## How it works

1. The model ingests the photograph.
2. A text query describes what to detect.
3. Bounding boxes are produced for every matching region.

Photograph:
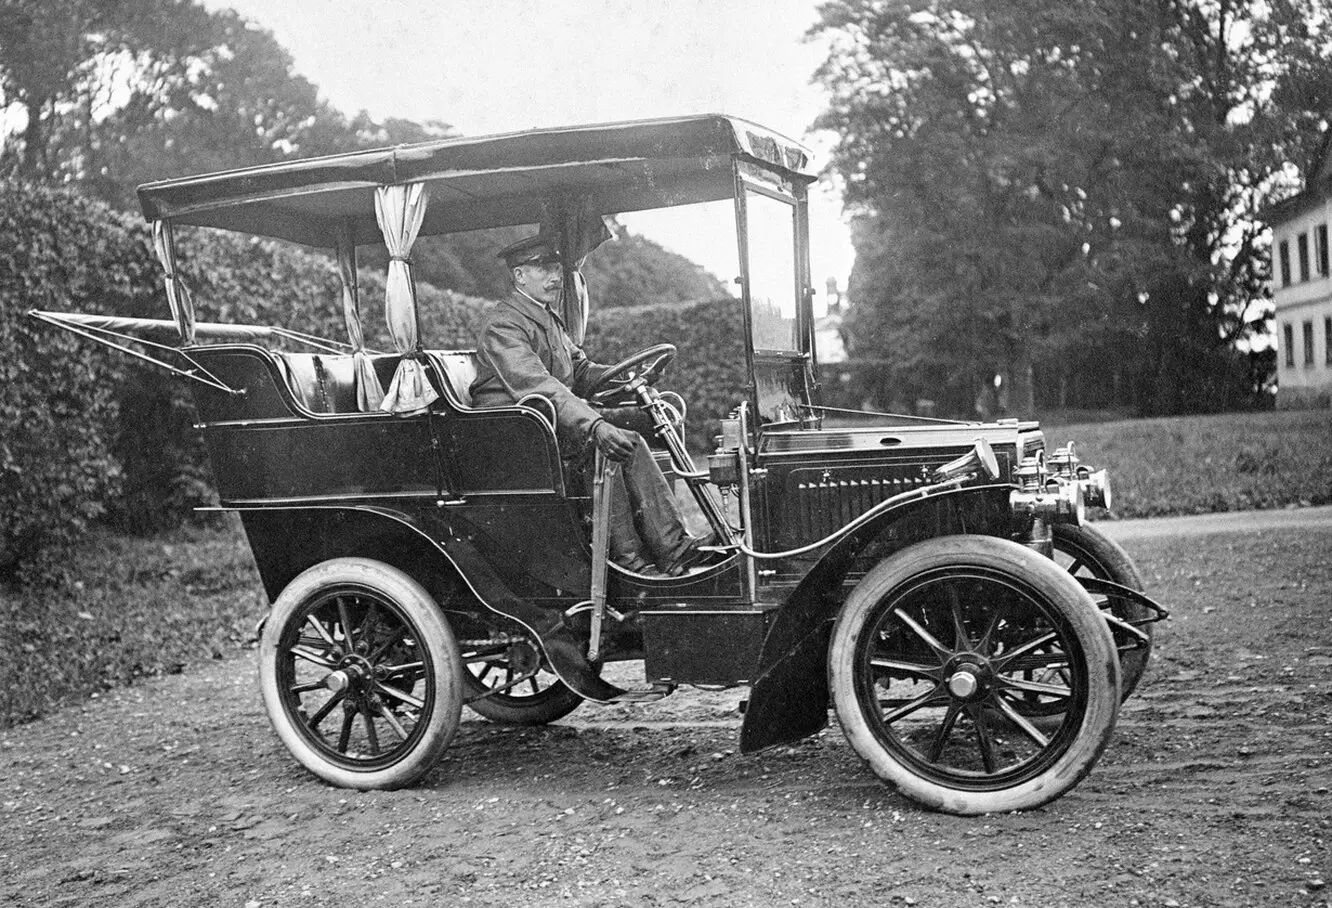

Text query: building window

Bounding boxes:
[1284,323,1295,366]
[1304,320,1315,366]
[1298,233,1311,282]
[1318,224,1330,276]
[1279,240,1292,286]
[1326,316,1332,366]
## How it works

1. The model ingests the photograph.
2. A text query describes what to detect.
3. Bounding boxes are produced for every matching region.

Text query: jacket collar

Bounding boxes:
[503,289,567,331]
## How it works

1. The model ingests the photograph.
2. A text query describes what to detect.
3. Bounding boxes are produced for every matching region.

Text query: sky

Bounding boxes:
[200,0,856,301]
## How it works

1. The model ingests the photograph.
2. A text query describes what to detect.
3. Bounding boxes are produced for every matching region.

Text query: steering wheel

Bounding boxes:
[588,343,676,405]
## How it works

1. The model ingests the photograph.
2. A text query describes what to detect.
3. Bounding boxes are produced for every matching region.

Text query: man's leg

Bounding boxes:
[606,466,653,568]
[619,435,692,567]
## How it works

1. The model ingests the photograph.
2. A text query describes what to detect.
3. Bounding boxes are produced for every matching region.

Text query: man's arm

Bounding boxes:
[478,319,603,441]
[568,343,610,399]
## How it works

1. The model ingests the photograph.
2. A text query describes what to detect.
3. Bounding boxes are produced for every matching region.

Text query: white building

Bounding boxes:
[1267,155,1332,408]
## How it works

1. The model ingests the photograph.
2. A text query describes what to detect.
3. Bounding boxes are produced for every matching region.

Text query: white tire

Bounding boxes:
[829,535,1120,815]
[258,558,462,790]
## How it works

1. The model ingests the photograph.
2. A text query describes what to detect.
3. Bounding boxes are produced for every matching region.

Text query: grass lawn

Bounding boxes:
[1049,409,1332,517]
[0,517,265,728]
[2,407,1329,729]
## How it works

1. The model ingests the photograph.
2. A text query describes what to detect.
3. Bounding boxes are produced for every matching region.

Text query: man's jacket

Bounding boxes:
[469,290,609,444]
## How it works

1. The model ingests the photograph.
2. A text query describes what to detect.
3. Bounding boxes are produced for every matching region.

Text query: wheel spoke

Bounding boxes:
[970,705,997,774]
[1002,651,1071,673]
[337,707,354,752]
[290,644,337,669]
[991,694,1052,748]
[869,656,939,680]
[926,701,964,763]
[376,681,424,711]
[380,660,425,682]
[362,707,381,754]
[892,608,952,660]
[289,679,327,695]
[359,603,380,641]
[991,629,1060,669]
[947,582,971,649]
[338,598,356,648]
[998,676,1072,700]
[304,615,338,648]
[306,689,346,730]
[378,705,410,742]
[1065,557,1087,576]
[367,625,407,662]
[881,683,950,724]
[975,612,1002,654]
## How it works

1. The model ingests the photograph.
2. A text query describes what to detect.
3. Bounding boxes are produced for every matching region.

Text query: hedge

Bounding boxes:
[0,180,152,581]
[584,297,747,446]
[1,177,747,580]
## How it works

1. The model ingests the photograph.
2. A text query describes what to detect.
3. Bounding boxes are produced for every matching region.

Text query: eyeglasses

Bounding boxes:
[519,252,562,267]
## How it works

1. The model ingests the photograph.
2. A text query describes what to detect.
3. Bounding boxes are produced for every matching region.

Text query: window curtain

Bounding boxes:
[374,183,438,414]
[151,220,196,345]
[335,222,385,411]
[542,196,614,346]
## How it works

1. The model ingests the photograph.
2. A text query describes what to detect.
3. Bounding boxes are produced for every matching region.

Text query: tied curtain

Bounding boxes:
[375,182,439,414]
[151,221,196,345]
[542,196,614,345]
[335,223,385,411]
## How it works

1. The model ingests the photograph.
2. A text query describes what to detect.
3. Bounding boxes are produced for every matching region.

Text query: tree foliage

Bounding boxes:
[0,0,721,307]
[814,0,1332,417]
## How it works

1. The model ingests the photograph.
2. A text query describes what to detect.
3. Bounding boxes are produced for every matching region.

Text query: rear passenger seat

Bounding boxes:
[277,352,399,414]
[425,350,479,407]
[277,350,481,414]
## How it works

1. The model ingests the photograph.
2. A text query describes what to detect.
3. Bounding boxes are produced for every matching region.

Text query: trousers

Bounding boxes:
[603,435,691,567]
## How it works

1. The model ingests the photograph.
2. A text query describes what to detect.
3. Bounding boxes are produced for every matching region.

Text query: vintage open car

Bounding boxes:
[33,114,1165,815]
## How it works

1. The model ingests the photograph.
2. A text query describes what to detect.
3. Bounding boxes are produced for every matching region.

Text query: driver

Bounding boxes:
[469,233,709,576]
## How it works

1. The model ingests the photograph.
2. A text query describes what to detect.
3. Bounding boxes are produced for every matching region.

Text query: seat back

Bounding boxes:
[276,353,361,414]
[426,350,480,407]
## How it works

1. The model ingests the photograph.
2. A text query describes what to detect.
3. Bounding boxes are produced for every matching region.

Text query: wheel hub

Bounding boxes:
[944,655,992,701]
[506,640,541,676]
[326,655,373,692]
[947,670,979,698]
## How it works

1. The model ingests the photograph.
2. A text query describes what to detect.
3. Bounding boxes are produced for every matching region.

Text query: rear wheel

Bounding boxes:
[828,535,1119,815]
[459,630,585,725]
[1053,524,1153,699]
[259,558,463,790]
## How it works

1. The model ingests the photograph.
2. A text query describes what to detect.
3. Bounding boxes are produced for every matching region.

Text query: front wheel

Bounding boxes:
[1053,523,1153,700]
[259,558,463,790]
[828,535,1120,815]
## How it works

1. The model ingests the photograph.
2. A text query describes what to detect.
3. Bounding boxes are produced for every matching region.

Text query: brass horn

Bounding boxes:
[931,438,1000,483]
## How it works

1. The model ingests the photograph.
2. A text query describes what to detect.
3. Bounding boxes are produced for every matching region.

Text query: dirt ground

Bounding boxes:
[2,512,1330,908]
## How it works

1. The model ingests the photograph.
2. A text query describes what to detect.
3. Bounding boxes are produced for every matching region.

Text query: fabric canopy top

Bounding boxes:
[136,114,814,249]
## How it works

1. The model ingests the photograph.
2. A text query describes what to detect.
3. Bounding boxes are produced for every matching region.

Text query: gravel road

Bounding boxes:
[3,511,1330,908]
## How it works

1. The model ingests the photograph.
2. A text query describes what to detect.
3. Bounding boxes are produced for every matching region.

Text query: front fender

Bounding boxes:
[739,485,1015,753]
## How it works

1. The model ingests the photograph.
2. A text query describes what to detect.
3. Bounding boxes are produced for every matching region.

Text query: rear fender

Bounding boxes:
[238,505,620,702]
[738,485,1014,753]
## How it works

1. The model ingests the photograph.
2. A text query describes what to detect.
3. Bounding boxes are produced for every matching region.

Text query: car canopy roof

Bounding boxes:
[137,114,815,248]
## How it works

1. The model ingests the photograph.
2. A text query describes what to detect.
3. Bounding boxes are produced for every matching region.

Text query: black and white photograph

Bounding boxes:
[2,1,1330,905]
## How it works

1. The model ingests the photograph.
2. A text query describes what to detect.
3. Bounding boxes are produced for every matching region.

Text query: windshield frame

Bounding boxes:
[733,160,815,432]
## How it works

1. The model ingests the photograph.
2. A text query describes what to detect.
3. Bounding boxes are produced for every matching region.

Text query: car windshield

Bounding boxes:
[744,189,799,353]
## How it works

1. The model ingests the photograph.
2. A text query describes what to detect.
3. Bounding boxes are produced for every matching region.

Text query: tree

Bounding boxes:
[0,0,120,178]
[0,0,358,201]
[814,0,1332,416]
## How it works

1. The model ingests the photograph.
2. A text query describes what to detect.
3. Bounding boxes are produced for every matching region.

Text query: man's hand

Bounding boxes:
[592,420,637,463]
